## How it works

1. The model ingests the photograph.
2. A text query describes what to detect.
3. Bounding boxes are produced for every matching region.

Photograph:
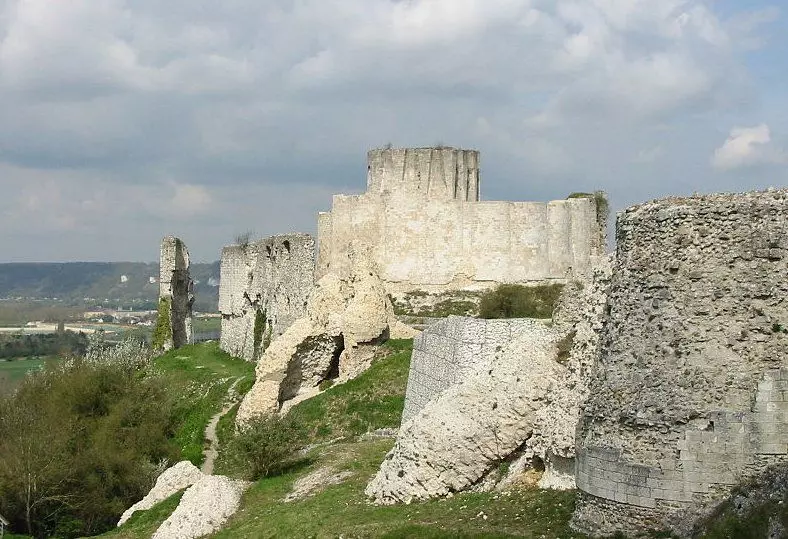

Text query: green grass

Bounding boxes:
[192,317,221,333]
[153,342,255,465]
[95,491,185,538]
[287,339,412,443]
[213,438,585,539]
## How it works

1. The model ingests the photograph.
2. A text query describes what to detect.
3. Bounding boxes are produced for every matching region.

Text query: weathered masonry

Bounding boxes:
[317,147,606,296]
[158,236,194,350]
[219,234,315,361]
[402,316,543,423]
[571,190,788,536]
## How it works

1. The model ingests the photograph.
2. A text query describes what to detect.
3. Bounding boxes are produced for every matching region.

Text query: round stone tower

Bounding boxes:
[366,147,480,202]
[572,190,788,535]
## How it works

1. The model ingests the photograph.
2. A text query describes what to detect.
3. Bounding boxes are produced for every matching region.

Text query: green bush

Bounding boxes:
[478,284,564,319]
[0,339,177,538]
[223,414,305,480]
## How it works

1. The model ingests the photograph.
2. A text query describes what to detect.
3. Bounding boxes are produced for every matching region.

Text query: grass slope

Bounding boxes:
[154,342,255,465]
[215,339,585,538]
[214,438,583,539]
[105,339,587,538]
[96,492,184,539]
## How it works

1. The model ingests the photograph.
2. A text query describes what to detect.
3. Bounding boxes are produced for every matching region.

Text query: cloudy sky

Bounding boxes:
[0,0,785,262]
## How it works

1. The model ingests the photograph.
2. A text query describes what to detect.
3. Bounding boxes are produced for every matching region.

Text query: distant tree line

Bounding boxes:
[0,331,89,359]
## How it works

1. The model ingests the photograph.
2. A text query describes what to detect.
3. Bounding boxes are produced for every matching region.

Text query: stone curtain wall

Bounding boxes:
[402,316,548,423]
[219,234,315,361]
[159,236,193,350]
[317,148,603,294]
[572,190,788,536]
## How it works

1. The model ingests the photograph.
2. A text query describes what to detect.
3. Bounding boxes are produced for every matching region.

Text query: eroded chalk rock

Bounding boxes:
[236,257,400,424]
[365,323,562,504]
[366,258,611,503]
[118,461,203,527]
[151,475,249,539]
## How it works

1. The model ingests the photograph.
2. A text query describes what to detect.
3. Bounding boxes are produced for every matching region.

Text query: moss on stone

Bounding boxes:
[152,297,172,350]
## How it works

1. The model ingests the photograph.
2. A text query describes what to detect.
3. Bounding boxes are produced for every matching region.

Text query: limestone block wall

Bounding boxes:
[219,233,315,361]
[318,195,602,294]
[316,148,604,294]
[571,190,788,536]
[159,236,193,350]
[402,315,547,423]
[366,148,480,202]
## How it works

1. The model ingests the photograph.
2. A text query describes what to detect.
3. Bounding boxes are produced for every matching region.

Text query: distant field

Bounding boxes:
[0,356,58,392]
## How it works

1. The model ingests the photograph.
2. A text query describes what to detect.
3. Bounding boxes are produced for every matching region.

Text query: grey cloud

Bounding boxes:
[0,0,785,262]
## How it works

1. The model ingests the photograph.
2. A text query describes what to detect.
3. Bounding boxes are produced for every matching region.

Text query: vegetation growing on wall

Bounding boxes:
[568,191,609,229]
[478,284,564,319]
[151,297,172,350]
[390,291,482,318]
[234,231,253,253]
[252,309,266,361]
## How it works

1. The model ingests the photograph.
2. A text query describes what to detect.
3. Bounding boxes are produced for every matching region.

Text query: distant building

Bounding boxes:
[1,512,9,537]
[120,275,128,283]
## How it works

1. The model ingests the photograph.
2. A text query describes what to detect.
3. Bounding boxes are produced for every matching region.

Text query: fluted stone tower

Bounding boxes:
[366,147,480,202]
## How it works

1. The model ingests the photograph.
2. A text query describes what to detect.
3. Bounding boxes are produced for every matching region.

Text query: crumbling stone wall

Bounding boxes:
[218,234,315,361]
[402,316,541,422]
[158,236,194,350]
[317,147,605,298]
[236,253,408,423]
[572,190,788,537]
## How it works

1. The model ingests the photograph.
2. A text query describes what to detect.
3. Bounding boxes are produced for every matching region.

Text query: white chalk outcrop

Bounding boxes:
[236,252,401,424]
[118,461,203,527]
[152,475,250,539]
[365,257,611,503]
[365,323,561,504]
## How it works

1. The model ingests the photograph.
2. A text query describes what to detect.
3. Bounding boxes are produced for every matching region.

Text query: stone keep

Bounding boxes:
[159,236,194,350]
[219,234,315,361]
[572,190,788,536]
[317,147,605,297]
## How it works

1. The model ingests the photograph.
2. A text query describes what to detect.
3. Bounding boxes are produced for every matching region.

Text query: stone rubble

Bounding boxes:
[151,475,250,539]
[117,461,203,527]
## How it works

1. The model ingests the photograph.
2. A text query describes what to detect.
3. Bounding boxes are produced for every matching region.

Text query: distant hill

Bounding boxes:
[0,262,221,311]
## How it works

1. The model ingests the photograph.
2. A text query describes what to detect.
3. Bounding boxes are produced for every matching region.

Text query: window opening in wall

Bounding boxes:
[283,240,291,253]
[266,245,272,260]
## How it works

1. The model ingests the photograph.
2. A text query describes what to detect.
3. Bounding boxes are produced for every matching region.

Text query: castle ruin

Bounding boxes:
[158,236,194,350]
[571,190,788,535]
[317,148,606,298]
[218,234,315,361]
